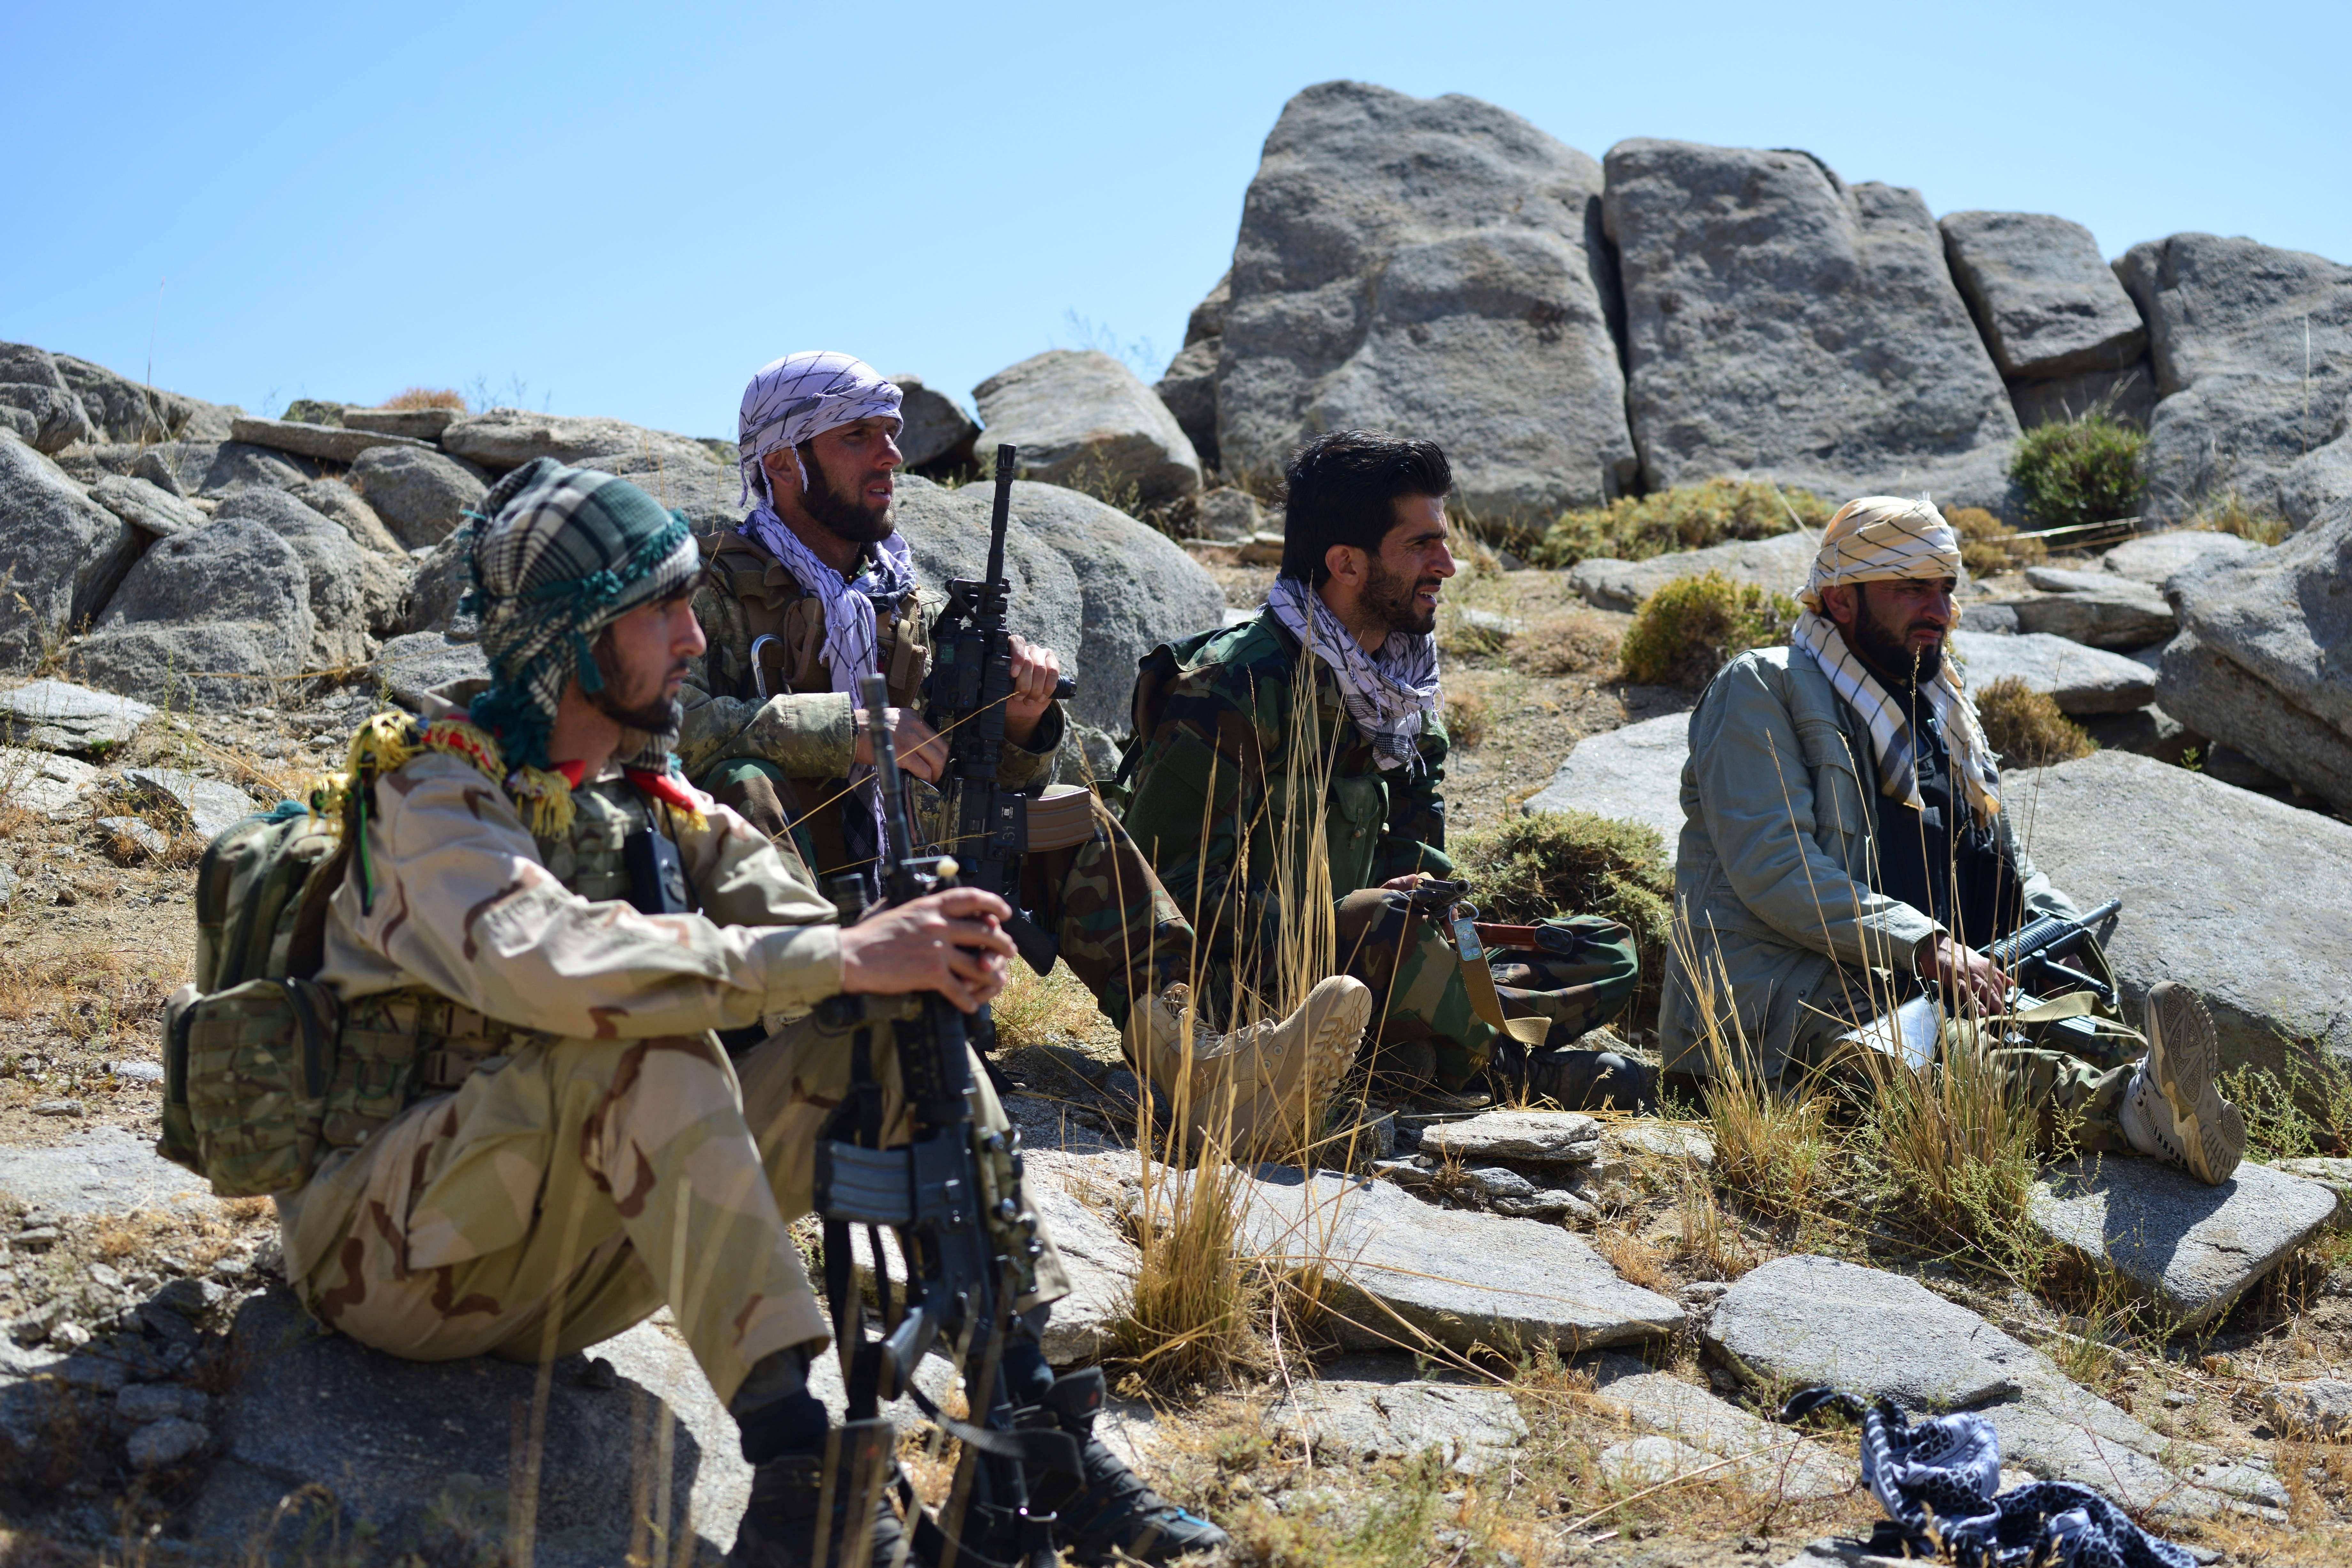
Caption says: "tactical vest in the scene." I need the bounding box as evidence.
[706,532,930,712]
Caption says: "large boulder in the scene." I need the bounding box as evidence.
[211,489,397,663]
[402,534,477,640]
[1520,713,1690,866]
[1216,81,1634,518]
[75,515,312,711]
[347,444,489,549]
[1566,528,1817,612]
[288,477,408,557]
[1156,272,1231,470]
[0,434,143,668]
[439,408,717,475]
[2013,748,2352,1079]
[1603,140,2021,510]
[1948,629,2155,716]
[973,350,1202,506]
[1939,211,2147,381]
[0,343,97,454]
[2099,528,2261,587]
[891,475,1224,732]
[2116,234,2352,525]
[2155,506,2351,807]
[51,351,234,442]
[889,374,980,470]
[228,417,432,466]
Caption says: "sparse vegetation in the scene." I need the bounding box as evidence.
[1525,479,1832,570]
[1946,505,2047,578]
[1973,675,2095,766]
[1852,1044,2050,1286]
[1618,571,1802,688]
[1441,687,1489,747]
[2222,1047,2352,1160]
[2008,414,2147,530]
[380,386,468,411]
[2184,488,2291,545]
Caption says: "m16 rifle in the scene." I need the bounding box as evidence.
[923,442,1076,1023]
[810,673,1073,1568]
[1852,897,2124,1070]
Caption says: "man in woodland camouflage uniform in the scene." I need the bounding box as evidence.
[678,352,1370,1152]
[278,457,1224,1565]
[1661,495,2248,1185]
[1117,431,1644,1108]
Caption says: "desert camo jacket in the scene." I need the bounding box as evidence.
[1118,606,1451,975]
[280,746,842,1283]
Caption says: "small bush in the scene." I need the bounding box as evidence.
[1946,506,2047,578]
[1453,808,1674,1023]
[1619,572,1802,688]
[2184,489,2290,546]
[1855,1046,2050,1285]
[2008,415,2147,530]
[1513,609,1621,676]
[1527,479,1832,569]
[1442,687,1489,748]
[382,387,468,412]
[1973,676,2094,766]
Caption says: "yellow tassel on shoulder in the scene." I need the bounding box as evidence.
[506,765,577,838]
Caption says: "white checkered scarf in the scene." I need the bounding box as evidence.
[1266,575,1442,772]
[463,458,701,771]
[736,350,904,505]
[1792,495,1999,825]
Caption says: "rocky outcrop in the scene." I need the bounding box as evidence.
[2155,506,2350,808]
[75,515,312,711]
[439,408,719,475]
[1566,529,1817,612]
[348,444,489,549]
[1949,629,2156,715]
[211,489,402,666]
[0,344,96,454]
[2099,528,2261,587]
[1992,566,2177,648]
[49,351,232,443]
[288,478,407,557]
[1216,81,1634,520]
[89,475,205,539]
[889,374,980,470]
[2116,233,2352,524]
[228,417,432,466]
[1605,140,2020,510]
[0,435,144,667]
[891,475,1224,732]
[974,350,1202,505]
[1153,273,1229,470]
[1940,211,2151,433]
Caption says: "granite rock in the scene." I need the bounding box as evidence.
[376,630,488,708]
[75,516,312,710]
[974,350,1201,505]
[2011,749,2352,1079]
[0,1124,220,1218]
[50,350,231,443]
[0,678,156,754]
[888,374,980,471]
[1950,629,2155,715]
[0,380,96,454]
[1586,1351,1856,1499]
[1604,139,2019,510]
[1189,486,1263,542]
[211,487,395,663]
[1021,1150,1141,1368]
[1218,81,1635,520]
[89,473,207,539]
[1417,1109,1600,1165]
[1520,713,1690,867]
[1938,211,2145,381]
[1265,1353,1526,1473]
[2031,1157,2340,1329]
[1152,338,1221,473]
[123,766,259,838]
[0,434,143,668]
[0,745,100,816]
[1997,571,2176,648]
[1567,528,1817,613]
[339,406,458,442]
[1231,1165,1682,1353]
[2262,1377,2352,1438]
[2267,1157,2352,1230]
[2099,530,2261,589]
[288,477,407,558]
[345,444,489,550]
[228,417,431,466]
[439,408,719,476]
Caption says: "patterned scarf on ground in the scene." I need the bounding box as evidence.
[1266,575,1442,772]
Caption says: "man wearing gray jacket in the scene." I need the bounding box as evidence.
[1660,496,2246,1185]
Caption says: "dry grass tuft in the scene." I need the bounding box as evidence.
[1111,1139,1268,1394]
[2185,488,2291,545]
[1854,1041,2049,1286]
[989,961,1104,1054]
[1947,506,2047,578]
[1525,479,1832,570]
[1620,572,1802,689]
[1974,676,2095,767]
[1442,688,1489,748]
[380,387,468,411]
[1513,609,1621,676]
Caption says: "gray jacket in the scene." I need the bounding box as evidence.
[1658,645,2074,1078]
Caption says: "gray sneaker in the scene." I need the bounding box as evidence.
[2120,982,2246,1186]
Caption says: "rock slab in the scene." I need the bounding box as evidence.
[1231,1165,1682,1353]
[1938,211,2146,381]
[1950,629,2155,715]
[1604,140,2019,509]
[1265,1353,1526,1473]
[1416,1109,1599,1164]
[1521,713,1690,867]
[0,678,156,753]
[229,416,431,465]
[1995,573,2175,649]
[2099,530,2261,589]
[1586,1351,1855,1499]
[1217,81,1635,521]
[2033,1157,2340,1329]
[0,1124,220,1218]
[2268,1158,2352,1230]
[973,350,1201,506]
[1567,529,1817,613]
[2011,749,2352,1079]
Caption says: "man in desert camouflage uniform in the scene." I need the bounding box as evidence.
[677,352,1371,1154]
[278,457,1224,1566]
[1118,431,1643,1106]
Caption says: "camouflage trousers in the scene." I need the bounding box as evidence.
[705,758,1191,1033]
[1335,891,1643,1091]
[278,1001,1068,1407]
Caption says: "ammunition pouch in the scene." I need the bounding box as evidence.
[326,989,547,1149]
[163,976,342,1197]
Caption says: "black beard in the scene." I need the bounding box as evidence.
[1849,587,1941,690]
[802,451,894,545]
[1364,558,1437,637]
[590,686,682,737]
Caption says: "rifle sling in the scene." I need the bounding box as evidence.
[1443,911,1551,1046]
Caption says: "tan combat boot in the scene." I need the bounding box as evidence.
[2118,981,2247,1186]
[1126,977,1372,1159]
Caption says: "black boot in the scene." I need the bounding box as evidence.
[1489,1042,1656,1112]
[1022,1368,1226,1565]
[729,1418,911,1568]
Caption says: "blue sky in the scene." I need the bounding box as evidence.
[6,1,2345,441]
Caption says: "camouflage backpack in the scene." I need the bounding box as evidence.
[157,798,353,1197]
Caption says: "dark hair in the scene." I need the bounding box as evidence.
[1278,431,1452,586]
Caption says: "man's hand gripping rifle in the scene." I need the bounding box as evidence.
[1858,898,2124,1070]
[810,673,1075,1567]
[923,442,1076,1042]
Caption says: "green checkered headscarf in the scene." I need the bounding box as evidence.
[457,458,701,772]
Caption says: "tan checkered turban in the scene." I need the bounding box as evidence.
[1799,496,1963,612]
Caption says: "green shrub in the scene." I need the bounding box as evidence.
[2008,416,2146,530]
[1972,676,2094,767]
[1526,480,1832,569]
[1619,572,1802,688]
[1453,808,1674,1026]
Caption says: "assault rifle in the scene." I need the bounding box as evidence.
[1851,896,2123,1070]
[923,442,1076,1015]
[811,673,1073,1568]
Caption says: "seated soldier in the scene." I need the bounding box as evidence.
[679,351,1369,1153]
[1117,431,1645,1113]
[278,459,1224,1566]
[1659,495,2246,1184]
